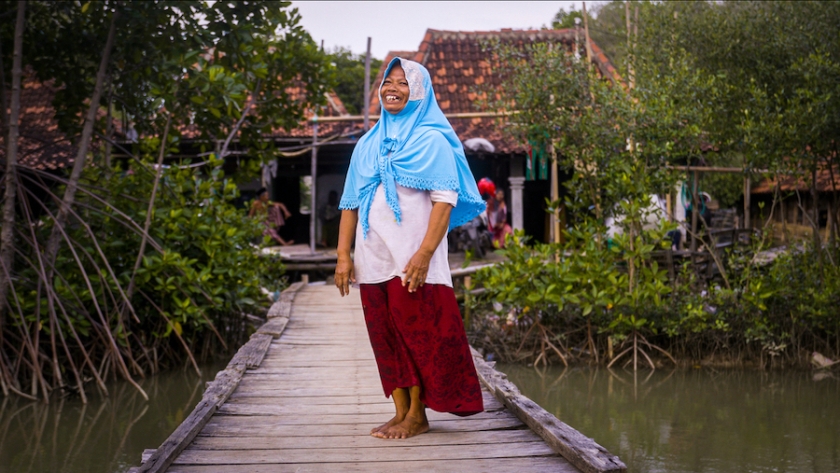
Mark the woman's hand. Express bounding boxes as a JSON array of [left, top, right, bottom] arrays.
[[402, 249, 432, 293], [335, 209, 359, 297], [335, 254, 356, 296]]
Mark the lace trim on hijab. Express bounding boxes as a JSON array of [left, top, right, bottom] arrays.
[[401, 59, 426, 101]]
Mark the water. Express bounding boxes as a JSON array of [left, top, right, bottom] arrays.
[[0, 361, 226, 473], [497, 364, 840, 473]]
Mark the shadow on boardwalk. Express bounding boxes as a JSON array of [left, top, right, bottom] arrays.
[[133, 284, 624, 473]]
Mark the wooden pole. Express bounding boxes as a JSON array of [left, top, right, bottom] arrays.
[[363, 37, 371, 131], [551, 144, 560, 244], [690, 170, 699, 252], [582, 2, 593, 68], [309, 117, 319, 255], [744, 175, 751, 229], [626, 1, 633, 88]]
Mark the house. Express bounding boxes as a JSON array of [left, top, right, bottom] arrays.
[[278, 28, 620, 245]]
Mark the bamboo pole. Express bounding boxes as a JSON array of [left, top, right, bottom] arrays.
[[551, 144, 561, 244], [310, 117, 319, 255], [690, 170, 699, 252], [309, 110, 517, 123], [582, 2, 593, 68]]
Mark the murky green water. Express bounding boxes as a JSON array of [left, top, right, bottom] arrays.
[[497, 364, 840, 473], [0, 361, 225, 473]]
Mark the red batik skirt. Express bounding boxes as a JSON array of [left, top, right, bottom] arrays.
[[360, 277, 484, 416]]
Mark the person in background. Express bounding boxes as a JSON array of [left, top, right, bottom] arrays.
[[249, 187, 294, 246], [319, 190, 341, 248], [491, 188, 513, 248]]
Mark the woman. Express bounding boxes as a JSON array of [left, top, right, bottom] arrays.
[[334, 58, 485, 439], [491, 189, 513, 248], [249, 187, 294, 246]]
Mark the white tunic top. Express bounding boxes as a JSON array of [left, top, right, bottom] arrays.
[[354, 183, 458, 287]]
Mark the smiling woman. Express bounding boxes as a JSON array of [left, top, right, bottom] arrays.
[[380, 64, 410, 113], [334, 57, 487, 439]]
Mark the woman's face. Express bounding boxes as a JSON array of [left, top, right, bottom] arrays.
[[380, 64, 410, 114], [496, 190, 504, 202]]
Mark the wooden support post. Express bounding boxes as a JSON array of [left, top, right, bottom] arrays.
[[690, 170, 699, 252], [744, 175, 751, 229], [551, 143, 560, 244], [582, 2, 593, 68], [309, 118, 318, 254]]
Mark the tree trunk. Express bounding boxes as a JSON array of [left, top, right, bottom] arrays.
[[0, 1, 27, 326], [43, 8, 119, 272], [811, 164, 824, 280]]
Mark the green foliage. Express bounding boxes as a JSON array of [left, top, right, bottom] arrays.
[[470, 2, 840, 366], [551, 6, 585, 30], [327, 46, 382, 115], [13, 152, 285, 365]]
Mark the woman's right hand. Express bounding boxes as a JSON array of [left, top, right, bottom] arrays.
[[335, 254, 356, 297]]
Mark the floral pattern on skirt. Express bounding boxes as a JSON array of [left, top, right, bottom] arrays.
[[360, 277, 484, 416]]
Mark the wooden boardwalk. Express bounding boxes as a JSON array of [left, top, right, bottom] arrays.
[[136, 284, 625, 473]]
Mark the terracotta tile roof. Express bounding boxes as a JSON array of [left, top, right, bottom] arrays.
[[367, 29, 621, 154], [752, 166, 840, 194], [0, 69, 76, 170], [179, 86, 352, 142]]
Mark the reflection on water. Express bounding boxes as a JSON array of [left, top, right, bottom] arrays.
[[497, 365, 840, 473], [0, 361, 226, 473]]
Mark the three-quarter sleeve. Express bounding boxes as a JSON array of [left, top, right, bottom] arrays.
[[430, 189, 458, 207]]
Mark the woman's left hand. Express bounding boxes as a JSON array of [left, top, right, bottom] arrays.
[[402, 249, 432, 293]]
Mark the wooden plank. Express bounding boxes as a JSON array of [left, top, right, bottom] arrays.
[[228, 386, 388, 397], [224, 392, 505, 411], [266, 281, 305, 318], [189, 429, 543, 450], [254, 316, 288, 337], [199, 416, 525, 437], [471, 348, 626, 473], [135, 283, 304, 473], [166, 456, 578, 473], [136, 399, 216, 472], [228, 334, 273, 369], [210, 409, 517, 425], [173, 441, 556, 464]]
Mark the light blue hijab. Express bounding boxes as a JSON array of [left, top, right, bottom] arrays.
[[339, 57, 484, 238]]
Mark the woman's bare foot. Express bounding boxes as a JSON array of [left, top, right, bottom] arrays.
[[282, 239, 295, 246], [373, 413, 429, 439], [370, 413, 405, 435]]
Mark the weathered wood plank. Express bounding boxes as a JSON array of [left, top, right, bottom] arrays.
[[166, 456, 578, 473], [211, 409, 517, 425], [135, 283, 305, 473], [215, 405, 514, 422], [254, 316, 288, 337], [223, 392, 505, 411], [199, 416, 525, 437], [228, 334, 273, 369], [266, 281, 305, 318], [189, 429, 543, 450], [173, 441, 556, 464], [471, 348, 626, 473]]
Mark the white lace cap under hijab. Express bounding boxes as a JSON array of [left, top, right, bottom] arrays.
[[399, 59, 426, 101]]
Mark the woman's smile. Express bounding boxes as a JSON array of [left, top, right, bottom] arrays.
[[381, 64, 410, 114]]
